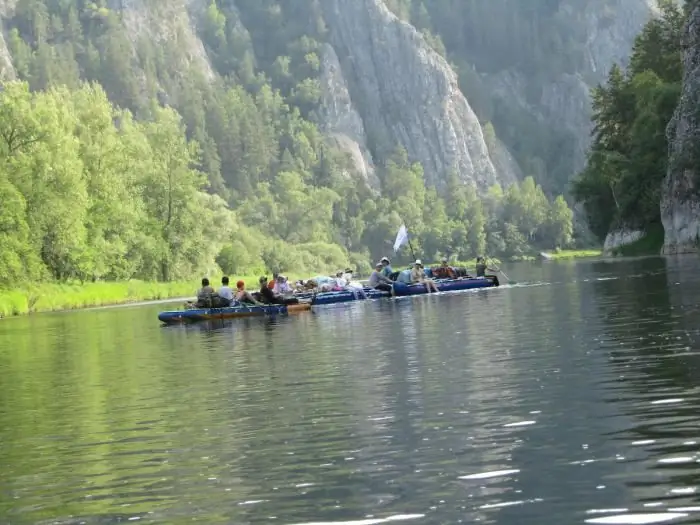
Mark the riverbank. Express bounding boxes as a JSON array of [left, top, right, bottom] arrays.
[[0, 273, 308, 318], [543, 249, 603, 260], [0, 281, 195, 317]]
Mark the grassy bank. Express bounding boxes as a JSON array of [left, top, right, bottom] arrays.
[[0, 281, 195, 317], [543, 249, 603, 260], [0, 274, 289, 317], [0, 271, 319, 317]]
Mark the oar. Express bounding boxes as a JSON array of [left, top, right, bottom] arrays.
[[487, 257, 516, 285]]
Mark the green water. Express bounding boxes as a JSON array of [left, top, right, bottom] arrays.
[[1, 257, 700, 524]]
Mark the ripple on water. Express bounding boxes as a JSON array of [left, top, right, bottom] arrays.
[[2, 258, 700, 523]]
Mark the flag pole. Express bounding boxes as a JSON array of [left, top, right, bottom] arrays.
[[407, 236, 417, 261]]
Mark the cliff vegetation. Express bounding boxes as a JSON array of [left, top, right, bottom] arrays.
[[572, 0, 684, 251]]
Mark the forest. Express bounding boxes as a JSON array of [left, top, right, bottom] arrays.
[[0, 0, 574, 287], [572, 0, 684, 243]]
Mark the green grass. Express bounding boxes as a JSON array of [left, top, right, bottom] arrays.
[[0, 273, 308, 318], [611, 223, 664, 256], [0, 281, 194, 317], [543, 249, 603, 260]]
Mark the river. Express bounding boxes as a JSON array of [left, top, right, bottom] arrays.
[[1, 257, 700, 525]]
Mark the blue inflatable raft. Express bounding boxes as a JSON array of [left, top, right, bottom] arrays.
[[303, 276, 499, 306], [158, 302, 311, 325]]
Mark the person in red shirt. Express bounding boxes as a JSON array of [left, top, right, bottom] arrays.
[[433, 258, 457, 279], [267, 272, 278, 290]]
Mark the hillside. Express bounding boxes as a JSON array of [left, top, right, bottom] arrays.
[[0, 0, 655, 284]]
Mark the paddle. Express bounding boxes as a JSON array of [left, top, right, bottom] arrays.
[[486, 257, 517, 285]]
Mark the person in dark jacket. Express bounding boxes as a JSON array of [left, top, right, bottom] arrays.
[[258, 276, 299, 305]]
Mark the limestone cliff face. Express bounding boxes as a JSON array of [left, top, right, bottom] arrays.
[[486, 0, 655, 179], [0, 0, 16, 79], [320, 0, 512, 189], [107, 0, 213, 80], [603, 228, 644, 255], [662, 4, 700, 255], [317, 43, 378, 187]]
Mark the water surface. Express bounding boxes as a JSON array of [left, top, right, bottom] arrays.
[[2, 257, 700, 524]]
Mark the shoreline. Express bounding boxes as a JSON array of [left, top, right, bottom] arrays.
[[0, 253, 621, 318], [0, 281, 199, 318], [0, 273, 298, 318]]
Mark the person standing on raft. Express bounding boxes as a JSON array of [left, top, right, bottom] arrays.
[[475, 256, 498, 278]]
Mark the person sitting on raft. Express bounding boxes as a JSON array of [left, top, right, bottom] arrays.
[[432, 258, 457, 280], [273, 275, 293, 295], [259, 276, 299, 305], [380, 257, 393, 279], [217, 276, 235, 307], [191, 277, 218, 307], [268, 273, 278, 290], [333, 271, 348, 289], [369, 262, 395, 294], [411, 260, 439, 293], [235, 280, 262, 305], [475, 256, 498, 278]]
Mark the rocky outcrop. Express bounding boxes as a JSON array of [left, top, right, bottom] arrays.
[[0, 0, 16, 80], [577, 0, 657, 77], [320, 0, 511, 189], [603, 228, 644, 255], [107, 0, 214, 80], [317, 44, 378, 186], [662, 3, 700, 255], [488, 136, 523, 184], [486, 0, 655, 179]]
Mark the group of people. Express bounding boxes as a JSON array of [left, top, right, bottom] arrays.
[[189, 256, 498, 308], [367, 256, 497, 294], [191, 275, 300, 309]]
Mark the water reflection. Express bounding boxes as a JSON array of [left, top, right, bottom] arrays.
[[1, 259, 700, 524]]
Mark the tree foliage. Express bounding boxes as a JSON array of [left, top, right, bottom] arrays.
[[0, 0, 575, 287], [572, 1, 684, 240]]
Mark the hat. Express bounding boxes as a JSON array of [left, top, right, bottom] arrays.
[[380, 257, 390, 263], [344, 268, 353, 273], [375, 262, 383, 268], [414, 259, 422, 266], [236, 280, 245, 289]]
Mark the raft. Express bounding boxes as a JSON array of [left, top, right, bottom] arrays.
[[392, 275, 499, 296], [306, 288, 390, 305], [158, 302, 311, 325], [302, 276, 499, 306]]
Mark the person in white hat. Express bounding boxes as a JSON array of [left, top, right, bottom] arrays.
[[410, 259, 439, 293]]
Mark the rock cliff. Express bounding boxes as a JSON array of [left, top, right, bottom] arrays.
[[662, 3, 700, 255], [482, 0, 656, 184], [320, 0, 511, 189], [317, 43, 378, 186]]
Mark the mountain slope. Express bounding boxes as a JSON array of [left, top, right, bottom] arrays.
[[386, 0, 657, 193]]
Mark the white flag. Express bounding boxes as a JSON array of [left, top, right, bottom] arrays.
[[393, 224, 409, 253]]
